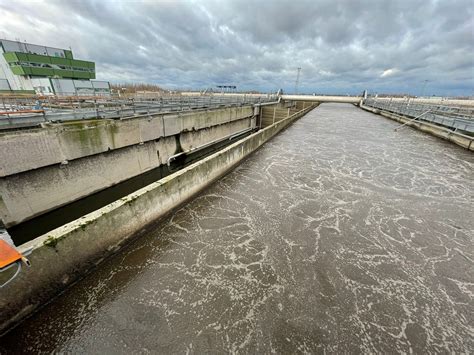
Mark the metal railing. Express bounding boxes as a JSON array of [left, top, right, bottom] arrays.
[[363, 98, 474, 133], [0, 94, 278, 130]]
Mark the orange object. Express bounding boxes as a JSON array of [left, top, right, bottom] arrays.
[[0, 240, 22, 269]]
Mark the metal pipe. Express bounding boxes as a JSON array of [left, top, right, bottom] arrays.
[[229, 127, 253, 140], [253, 96, 281, 107], [167, 127, 255, 166], [394, 110, 432, 131], [281, 94, 361, 103]]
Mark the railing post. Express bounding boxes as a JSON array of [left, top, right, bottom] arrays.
[[94, 99, 99, 118]]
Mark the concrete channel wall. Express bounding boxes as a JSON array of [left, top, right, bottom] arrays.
[[0, 102, 317, 334], [359, 104, 474, 151], [0, 106, 255, 227], [260, 101, 310, 128], [0, 106, 254, 176]]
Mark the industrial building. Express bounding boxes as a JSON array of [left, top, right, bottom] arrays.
[[0, 39, 110, 96]]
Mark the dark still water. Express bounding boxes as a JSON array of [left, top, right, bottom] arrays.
[[1, 103, 472, 353]]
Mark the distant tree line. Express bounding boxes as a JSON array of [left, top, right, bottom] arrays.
[[110, 83, 164, 93]]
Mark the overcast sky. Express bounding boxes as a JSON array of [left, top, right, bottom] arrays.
[[0, 0, 473, 95]]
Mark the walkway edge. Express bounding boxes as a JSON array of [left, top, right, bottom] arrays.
[[0, 104, 316, 335], [359, 104, 474, 151]]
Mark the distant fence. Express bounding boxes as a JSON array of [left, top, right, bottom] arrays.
[[363, 98, 474, 134], [0, 94, 278, 130]]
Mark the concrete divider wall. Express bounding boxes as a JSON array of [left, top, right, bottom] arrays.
[[0, 114, 255, 227], [0, 103, 316, 334], [179, 116, 255, 151], [0, 105, 254, 177], [0, 136, 177, 227], [261, 102, 305, 127], [360, 104, 474, 151]]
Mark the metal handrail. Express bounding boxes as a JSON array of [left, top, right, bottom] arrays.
[[363, 98, 474, 133], [0, 94, 278, 129]]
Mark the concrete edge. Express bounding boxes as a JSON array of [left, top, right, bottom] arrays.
[[359, 104, 474, 151], [0, 105, 255, 178], [0, 104, 317, 334], [1, 115, 256, 229]]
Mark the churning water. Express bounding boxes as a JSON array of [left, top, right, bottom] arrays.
[[1, 103, 473, 353]]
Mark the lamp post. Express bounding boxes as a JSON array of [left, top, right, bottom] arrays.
[[420, 80, 429, 98], [294, 67, 301, 94]]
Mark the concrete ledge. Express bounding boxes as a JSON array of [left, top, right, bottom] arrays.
[[0, 105, 254, 177], [0, 104, 316, 334], [0, 116, 255, 228], [360, 104, 474, 151]]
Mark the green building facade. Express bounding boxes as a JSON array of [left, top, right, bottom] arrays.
[[0, 39, 108, 95]]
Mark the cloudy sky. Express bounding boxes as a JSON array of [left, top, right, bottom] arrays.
[[0, 0, 473, 95]]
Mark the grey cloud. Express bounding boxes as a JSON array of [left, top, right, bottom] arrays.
[[0, 0, 472, 95]]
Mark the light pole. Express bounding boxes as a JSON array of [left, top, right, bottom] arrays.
[[420, 80, 429, 98], [294, 67, 301, 94]]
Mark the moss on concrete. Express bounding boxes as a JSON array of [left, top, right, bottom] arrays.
[[43, 236, 58, 248]]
